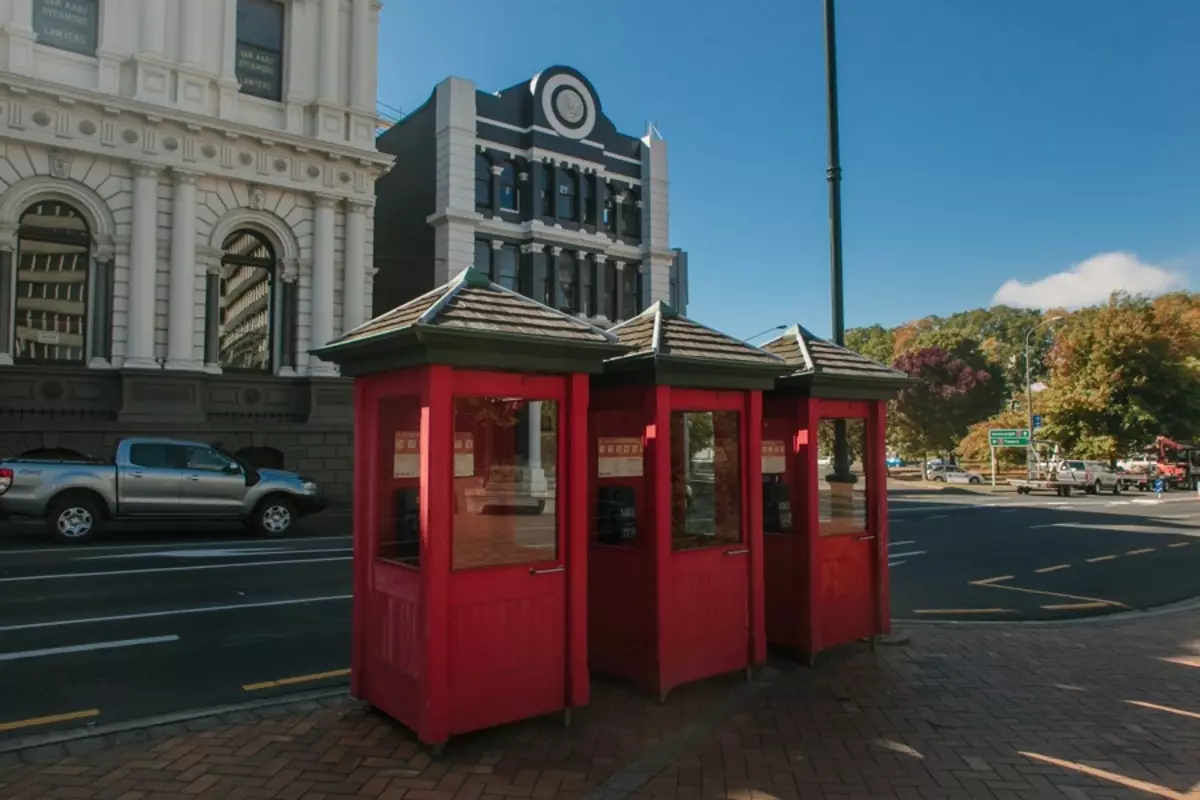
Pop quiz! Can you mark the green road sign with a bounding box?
[989,428,1031,447]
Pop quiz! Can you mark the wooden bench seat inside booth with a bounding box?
[759,324,914,662]
[588,302,789,700]
[313,267,628,749]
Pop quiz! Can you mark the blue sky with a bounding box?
[377,0,1200,340]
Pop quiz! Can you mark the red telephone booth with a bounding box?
[588,303,787,699]
[314,267,627,749]
[759,325,911,661]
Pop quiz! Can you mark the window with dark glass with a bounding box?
[671,411,742,550]
[235,0,285,101]
[540,168,555,217]
[579,258,594,317]
[499,163,519,212]
[14,201,91,365]
[818,418,869,536]
[473,239,491,276]
[623,190,641,237]
[603,261,617,319]
[452,398,559,570]
[621,264,640,316]
[32,0,99,56]
[379,394,423,567]
[555,252,577,312]
[556,170,577,219]
[494,245,519,292]
[602,184,616,232]
[219,230,275,372]
[475,154,492,209]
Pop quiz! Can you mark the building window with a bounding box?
[495,245,519,292]
[33,0,99,56]
[218,230,276,372]
[499,163,519,212]
[475,154,492,210]
[579,258,593,317]
[540,167,555,217]
[603,261,617,320]
[235,0,285,101]
[473,239,491,276]
[13,201,91,364]
[556,170,577,220]
[555,251,577,313]
[671,411,742,551]
[602,184,616,232]
[623,189,641,238]
[621,265,640,317]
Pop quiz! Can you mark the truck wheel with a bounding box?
[254,496,296,538]
[1092,481,1102,495]
[1112,482,1122,496]
[47,495,104,544]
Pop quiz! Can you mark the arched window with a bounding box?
[475,154,492,209]
[556,169,578,220]
[14,201,91,364]
[219,229,276,372]
[499,162,519,212]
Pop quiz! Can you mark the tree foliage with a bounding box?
[889,347,996,459]
[844,325,895,365]
[958,408,1030,467]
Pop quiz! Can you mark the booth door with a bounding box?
[667,408,752,686]
[816,409,876,648]
[446,395,567,733]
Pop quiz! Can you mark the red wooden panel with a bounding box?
[817,534,874,648]
[816,399,869,419]
[587,545,652,683]
[566,373,590,709]
[451,369,565,400]
[870,401,891,635]
[419,365,453,745]
[746,391,766,665]
[650,386,673,697]
[670,387,745,412]
[665,551,750,689]
[763,533,800,648]
[351,380,373,699]
[800,398,821,658]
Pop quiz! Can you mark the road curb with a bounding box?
[893,593,1200,629]
[0,685,351,760]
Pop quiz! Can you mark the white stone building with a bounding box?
[0,0,393,500]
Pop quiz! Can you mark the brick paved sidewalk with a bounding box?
[3,610,1198,800]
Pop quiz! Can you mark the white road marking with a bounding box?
[76,546,350,561]
[889,540,916,547]
[1108,501,1131,506]
[0,595,352,633]
[1046,502,1069,507]
[888,550,927,559]
[888,560,906,567]
[0,634,179,661]
[0,535,352,557]
[0,556,351,584]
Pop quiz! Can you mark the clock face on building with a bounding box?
[554,89,585,124]
[539,72,597,140]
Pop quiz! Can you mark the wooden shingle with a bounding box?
[762,324,912,397]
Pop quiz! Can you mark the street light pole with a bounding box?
[823,0,852,482]
[1024,316,1064,478]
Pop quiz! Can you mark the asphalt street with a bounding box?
[889,490,1200,621]
[2,492,1199,745]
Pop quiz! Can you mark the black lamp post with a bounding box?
[823,0,854,484]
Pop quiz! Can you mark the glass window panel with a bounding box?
[235,0,284,101]
[453,398,558,570]
[594,408,644,547]
[219,231,275,372]
[184,446,236,472]
[15,201,91,365]
[579,258,593,317]
[473,239,491,276]
[671,411,742,550]
[556,171,577,219]
[378,394,423,567]
[555,254,576,312]
[818,418,868,536]
[495,245,519,291]
[475,155,491,208]
[128,443,177,470]
[621,265,639,317]
[541,169,555,217]
[499,164,518,211]
[33,0,99,56]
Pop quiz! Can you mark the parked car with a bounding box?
[885,455,905,468]
[1077,460,1122,495]
[0,437,326,543]
[927,464,983,485]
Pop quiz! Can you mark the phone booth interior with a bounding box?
[760,325,910,660]
[588,303,786,698]
[314,267,626,748]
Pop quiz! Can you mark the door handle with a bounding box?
[529,566,565,575]
[857,535,877,541]
[129,472,144,478]
[725,548,750,556]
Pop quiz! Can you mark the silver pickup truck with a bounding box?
[0,437,327,544]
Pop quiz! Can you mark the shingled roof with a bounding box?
[762,324,912,399]
[601,302,787,389]
[313,267,628,376]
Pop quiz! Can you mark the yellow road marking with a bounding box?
[1126,548,1155,556]
[1086,555,1118,563]
[912,608,1016,615]
[0,709,99,732]
[973,575,1014,585]
[243,668,349,692]
[1035,564,1071,573]
[1041,602,1108,610]
[969,579,1128,608]
[1126,700,1200,722]
[1168,542,1191,548]
[1020,751,1191,800]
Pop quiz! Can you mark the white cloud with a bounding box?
[991,251,1186,310]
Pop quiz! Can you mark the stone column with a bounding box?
[3,0,35,76]
[527,401,547,495]
[278,265,298,376]
[592,254,608,322]
[342,201,368,336]
[203,262,222,373]
[519,243,537,299]
[545,161,557,221]
[0,246,12,365]
[218,0,239,118]
[140,0,166,55]
[613,260,626,321]
[576,171,587,226]
[179,0,204,67]
[349,0,372,111]
[528,162,543,223]
[166,170,199,370]
[318,0,340,103]
[88,254,114,368]
[125,163,161,369]
[310,195,337,375]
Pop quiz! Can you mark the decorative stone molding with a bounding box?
[489,165,504,176]
[549,246,563,257]
[520,243,537,255]
[490,239,504,250]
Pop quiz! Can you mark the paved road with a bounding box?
[889,490,1200,621]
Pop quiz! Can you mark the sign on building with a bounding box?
[33,0,98,56]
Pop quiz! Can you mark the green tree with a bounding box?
[845,325,896,365]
